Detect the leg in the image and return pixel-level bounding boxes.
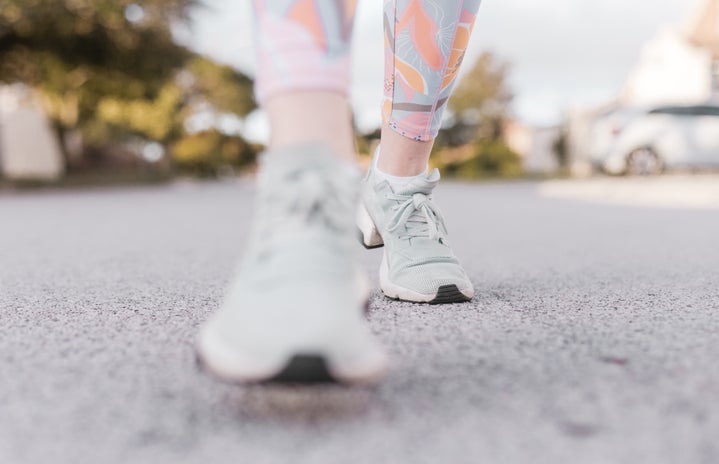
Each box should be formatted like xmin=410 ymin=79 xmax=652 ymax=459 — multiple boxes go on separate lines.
xmin=379 ymin=0 xmax=482 ymax=175
xmin=197 ymin=0 xmax=388 ymax=384
xmin=254 ymin=0 xmax=357 ymax=162
xmin=265 ymin=92 xmax=355 ymax=163
xmin=358 ymin=0 xmax=482 ymax=303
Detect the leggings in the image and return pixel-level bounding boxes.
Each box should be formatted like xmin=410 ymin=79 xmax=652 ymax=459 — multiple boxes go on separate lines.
xmin=252 ymin=0 xmax=482 ymax=142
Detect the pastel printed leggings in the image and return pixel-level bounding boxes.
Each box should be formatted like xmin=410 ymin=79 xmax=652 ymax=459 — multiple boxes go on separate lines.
xmin=253 ymin=0 xmax=481 ymax=142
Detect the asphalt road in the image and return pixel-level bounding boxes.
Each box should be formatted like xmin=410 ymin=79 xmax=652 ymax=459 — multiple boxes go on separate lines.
xmin=1 ymin=179 xmax=718 ymax=464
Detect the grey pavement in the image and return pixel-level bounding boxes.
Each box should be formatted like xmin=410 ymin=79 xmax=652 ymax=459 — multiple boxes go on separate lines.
xmin=1 ymin=178 xmax=718 ymax=464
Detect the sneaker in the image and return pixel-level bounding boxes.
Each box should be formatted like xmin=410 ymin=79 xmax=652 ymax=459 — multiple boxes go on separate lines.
xmin=196 ymin=143 xmax=388 ymax=384
xmin=357 ymin=155 xmax=474 ymax=304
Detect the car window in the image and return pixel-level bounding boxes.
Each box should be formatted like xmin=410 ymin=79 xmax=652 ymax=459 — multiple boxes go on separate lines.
xmin=649 ymin=106 xmax=692 ymax=116
xmin=691 ymin=106 xmax=719 ymax=116
xmin=649 ymin=106 xmax=719 ymax=117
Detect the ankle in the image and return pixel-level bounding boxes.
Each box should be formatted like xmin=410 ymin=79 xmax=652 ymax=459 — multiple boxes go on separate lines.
xmin=377 ymin=124 xmax=433 ymax=176
xmin=265 ymin=91 xmax=357 ymax=163
xmin=373 ymin=147 xmax=427 ymax=190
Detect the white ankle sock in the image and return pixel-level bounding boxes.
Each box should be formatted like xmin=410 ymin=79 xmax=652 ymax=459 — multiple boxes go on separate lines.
xmin=372 ymin=146 xmax=428 ymax=191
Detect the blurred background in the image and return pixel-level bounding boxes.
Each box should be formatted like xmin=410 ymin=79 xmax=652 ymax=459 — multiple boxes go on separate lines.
xmin=1 ymin=0 xmax=718 ymax=186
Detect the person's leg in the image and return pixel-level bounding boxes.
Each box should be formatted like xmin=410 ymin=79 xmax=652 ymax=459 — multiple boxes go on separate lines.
xmin=254 ymin=0 xmax=357 ymax=162
xmin=265 ymin=92 xmax=355 ymax=162
xmin=197 ymin=0 xmax=388 ymax=384
xmin=358 ymin=0 xmax=482 ymax=303
xmin=379 ymin=0 xmax=481 ymax=175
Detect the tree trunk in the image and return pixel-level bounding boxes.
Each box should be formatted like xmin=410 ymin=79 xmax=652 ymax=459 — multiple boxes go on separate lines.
xmin=51 ymin=122 xmax=73 ymax=171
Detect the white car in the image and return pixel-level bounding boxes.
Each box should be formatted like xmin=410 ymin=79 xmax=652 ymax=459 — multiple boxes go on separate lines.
xmin=588 ymin=106 xmax=646 ymax=165
xmin=594 ymin=104 xmax=719 ymax=175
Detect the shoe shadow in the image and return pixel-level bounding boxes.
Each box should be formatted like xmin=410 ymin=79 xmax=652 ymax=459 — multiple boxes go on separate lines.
xmin=222 ymin=384 xmax=381 ymax=424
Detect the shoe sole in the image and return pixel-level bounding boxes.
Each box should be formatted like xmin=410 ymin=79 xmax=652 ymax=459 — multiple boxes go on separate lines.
xmin=429 ymin=284 xmax=473 ymax=304
xmin=195 ymin=319 xmax=388 ymax=386
xmin=382 ymin=282 xmax=473 ymax=304
xmin=197 ymin=351 xmax=337 ymax=384
xmin=380 ymin=255 xmax=474 ymax=304
xmin=379 ymin=252 xmax=474 ymax=304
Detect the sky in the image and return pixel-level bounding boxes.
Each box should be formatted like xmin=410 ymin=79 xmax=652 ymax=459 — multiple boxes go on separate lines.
xmin=187 ymin=0 xmax=692 ymax=140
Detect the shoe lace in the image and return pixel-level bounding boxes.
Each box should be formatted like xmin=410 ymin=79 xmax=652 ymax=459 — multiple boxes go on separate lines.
xmin=255 ymin=169 xmax=351 ymax=255
xmin=386 ymin=191 xmax=447 ymax=242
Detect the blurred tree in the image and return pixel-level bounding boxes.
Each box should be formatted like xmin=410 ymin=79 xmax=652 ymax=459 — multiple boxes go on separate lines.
xmin=552 ymin=129 xmax=570 ymax=171
xmin=0 ymin=0 xmax=257 ymax=175
xmin=170 ymin=129 xmax=256 ymax=176
xmin=93 ymin=55 xmax=255 ymax=147
xmin=0 ymin=1 xmax=192 ymax=158
xmin=433 ymin=52 xmax=519 ymax=178
xmin=167 ymin=56 xmax=257 ymax=173
xmin=449 ymin=51 xmax=513 ymax=140
xmin=442 ymin=138 xmax=522 ymax=179
xmin=182 ymin=56 xmax=255 ymax=117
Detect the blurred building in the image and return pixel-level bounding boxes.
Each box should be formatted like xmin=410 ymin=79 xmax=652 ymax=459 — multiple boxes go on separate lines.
xmin=504 ymin=121 xmax=561 ymax=175
xmin=621 ymin=27 xmax=712 ymax=106
xmin=622 ymin=0 xmax=719 ymax=105
xmin=686 ymin=0 xmax=719 ymax=94
xmin=0 ymin=85 xmax=64 ymax=182
xmin=567 ymin=0 xmax=719 ymax=175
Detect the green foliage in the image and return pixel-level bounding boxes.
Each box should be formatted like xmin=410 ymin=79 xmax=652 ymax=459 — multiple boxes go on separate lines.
xmin=449 ymin=52 xmax=513 ymax=127
xmin=96 ymin=83 xmax=182 ymax=142
xmin=184 ymin=56 xmax=255 ymax=117
xmin=430 ymin=52 xmax=521 ymax=179
xmin=171 ymin=130 xmax=256 ymax=176
xmin=84 ymin=54 xmax=257 ymax=148
xmin=0 ymin=0 xmax=258 ymax=177
xmin=0 ymin=1 xmax=194 ymax=128
xmin=442 ymin=139 xmax=522 ymax=179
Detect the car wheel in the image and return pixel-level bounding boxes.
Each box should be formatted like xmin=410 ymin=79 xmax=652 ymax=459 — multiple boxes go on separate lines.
xmin=626 ymin=147 xmax=663 ymax=176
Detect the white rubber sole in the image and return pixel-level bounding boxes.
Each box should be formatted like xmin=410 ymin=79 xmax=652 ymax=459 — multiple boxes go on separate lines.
xmin=196 ymin=272 xmax=388 ymax=385
xmin=196 ymin=328 xmax=287 ymax=383
xmin=379 ymin=251 xmax=475 ymax=303
xmin=196 ymin=326 xmax=389 ymax=385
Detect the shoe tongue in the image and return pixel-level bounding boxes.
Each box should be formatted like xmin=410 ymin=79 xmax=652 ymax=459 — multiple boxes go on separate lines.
xmin=395 ymin=168 xmax=440 ymax=196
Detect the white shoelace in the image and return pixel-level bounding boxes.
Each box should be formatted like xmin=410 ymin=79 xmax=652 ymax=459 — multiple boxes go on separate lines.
xmin=386 ymin=191 xmax=447 ymax=241
xmin=255 ymin=169 xmax=352 ymax=256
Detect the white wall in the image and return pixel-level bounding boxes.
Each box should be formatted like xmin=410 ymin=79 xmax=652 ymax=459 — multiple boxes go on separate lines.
xmin=506 ymin=121 xmax=561 ymax=174
xmin=0 ymin=86 xmax=64 ymax=181
xmin=622 ymin=28 xmax=713 ymax=106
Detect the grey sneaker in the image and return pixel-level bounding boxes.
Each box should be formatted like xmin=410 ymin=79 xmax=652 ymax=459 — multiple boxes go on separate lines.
xmin=197 ymin=143 xmax=388 ymax=384
xmin=357 ymin=157 xmax=474 ymax=304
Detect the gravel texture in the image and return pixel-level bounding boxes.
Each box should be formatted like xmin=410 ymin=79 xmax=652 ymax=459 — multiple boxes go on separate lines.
xmin=1 ymin=179 xmax=718 ymax=464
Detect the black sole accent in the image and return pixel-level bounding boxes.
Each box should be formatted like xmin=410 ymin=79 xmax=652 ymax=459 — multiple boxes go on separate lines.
xmin=357 ymin=230 xmax=384 ymax=250
xmin=266 ymin=355 xmax=337 ymax=384
xmin=383 ymin=284 xmax=472 ymax=305
xmin=196 ymin=351 xmax=338 ymax=385
xmin=429 ymin=284 xmax=472 ymax=304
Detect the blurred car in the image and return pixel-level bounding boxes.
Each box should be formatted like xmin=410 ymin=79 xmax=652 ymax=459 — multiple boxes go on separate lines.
xmin=588 ymin=106 xmax=647 ymax=165
xmin=591 ymin=104 xmax=719 ymax=175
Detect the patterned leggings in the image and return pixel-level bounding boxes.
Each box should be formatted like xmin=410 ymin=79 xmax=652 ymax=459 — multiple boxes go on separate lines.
xmin=253 ymin=0 xmax=482 ymax=142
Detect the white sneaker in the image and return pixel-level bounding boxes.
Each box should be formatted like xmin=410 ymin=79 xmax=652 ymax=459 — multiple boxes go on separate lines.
xmin=358 ymin=155 xmax=474 ymax=304
xmin=197 ymin=143 xmax=388 ymax=384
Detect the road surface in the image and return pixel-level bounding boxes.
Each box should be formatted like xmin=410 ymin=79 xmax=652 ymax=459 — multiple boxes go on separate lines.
xmin=1 ymin=178 xmax=718 ymax=464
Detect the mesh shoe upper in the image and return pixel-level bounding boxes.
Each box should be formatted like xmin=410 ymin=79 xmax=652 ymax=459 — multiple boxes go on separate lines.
xmin=240 ymin=144 xmax=360 ymax=283
xmin=361 ymin=163 xmax=474 ymax=297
